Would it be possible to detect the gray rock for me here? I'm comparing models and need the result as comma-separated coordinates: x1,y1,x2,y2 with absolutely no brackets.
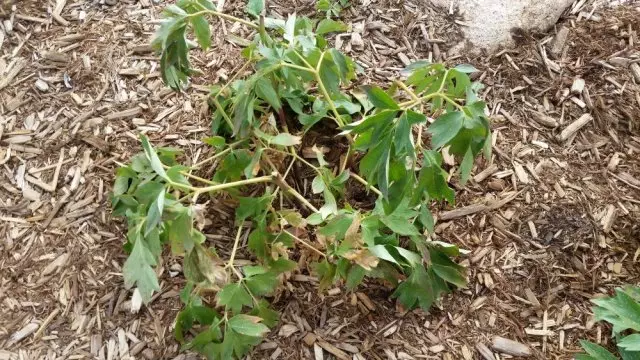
431,0,574,51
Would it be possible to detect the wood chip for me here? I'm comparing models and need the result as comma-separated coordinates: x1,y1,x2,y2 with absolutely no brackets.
558,113,592,141
531,111,558,128
550,27,569,57
491,336,531,357
475,343,495,360
630,63,640,83
317,339,349,360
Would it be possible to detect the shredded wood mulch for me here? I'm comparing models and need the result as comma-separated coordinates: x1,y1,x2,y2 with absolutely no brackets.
1,0,639,359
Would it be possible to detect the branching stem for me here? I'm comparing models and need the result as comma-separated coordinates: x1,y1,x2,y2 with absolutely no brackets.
282,229,326,258
226,224,244,269
186,9,259,30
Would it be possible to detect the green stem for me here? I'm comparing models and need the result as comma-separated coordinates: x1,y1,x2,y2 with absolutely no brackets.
400,92,463,112
395,80,420,102
191,146,233,169
226,224,244,269
211,96,235,130
281,62,315,73
186,9,259,30
170,174,273,195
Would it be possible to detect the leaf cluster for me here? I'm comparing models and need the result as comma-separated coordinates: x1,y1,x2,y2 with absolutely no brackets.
578,286,640,360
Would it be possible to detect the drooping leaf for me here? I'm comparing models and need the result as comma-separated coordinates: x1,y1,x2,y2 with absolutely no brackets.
191,15,211,50
579,340,619,360
430,249,466,287
246,0,264,17
145,188,165,236
316,19,348,35
363,85,399,110
454,64,478,73
459,146,474,186
140,135,168,180
429,111,464,149
123,237,160,303
255,77,281,110
228,314,270,337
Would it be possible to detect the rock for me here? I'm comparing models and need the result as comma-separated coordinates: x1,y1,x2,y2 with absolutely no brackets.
431,0,574,51
105,0,117,5
35,79,49,92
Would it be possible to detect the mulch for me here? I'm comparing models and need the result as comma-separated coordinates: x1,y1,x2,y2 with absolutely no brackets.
1,0,639,359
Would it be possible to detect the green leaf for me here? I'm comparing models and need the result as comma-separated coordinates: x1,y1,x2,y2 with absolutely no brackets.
191,15,211,50
244,147,263,179
270,133,301,146
123,238,160,303
243,265,268,277
619,334,640,352
249,300,279,328
245,272,278,296
345,265,366,289
246,0,264,17
228,314,270,337
202,135,225,148
415,150,455,204
315,259,337,291
392,265,448,311
395,247,422,267
255,77,281,110
430,249,466,287
459,147,474,185
579,340,619,360
312,175,326,194
363,85,399,110
216,283,252,313
145,188,165,236
429,111,464,149
418,205,435,234
236,193,272,223
316,19,348,35
133,181,165,206
367,245,397,264
593,288,640,335
140,135,168,180
169,209,193,254
380,213,419,236
454,64,478,73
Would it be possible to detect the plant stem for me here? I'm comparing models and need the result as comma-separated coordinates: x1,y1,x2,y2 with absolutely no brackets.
399,92,463,112
186,9,259,30
281,62,315,73
192,147,232,169
272,172,320,213
210,96,235,130
170,174,273,195
226,224,244,269
395,80,420,102
350,173,383,196
282,230,326,258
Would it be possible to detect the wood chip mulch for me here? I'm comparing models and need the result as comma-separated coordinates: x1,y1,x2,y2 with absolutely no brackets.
1,0,638,359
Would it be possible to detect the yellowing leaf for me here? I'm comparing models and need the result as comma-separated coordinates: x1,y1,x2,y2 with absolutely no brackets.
343,249,379,271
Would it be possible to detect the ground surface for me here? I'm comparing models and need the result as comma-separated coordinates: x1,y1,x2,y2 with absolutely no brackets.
1,0,639,359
